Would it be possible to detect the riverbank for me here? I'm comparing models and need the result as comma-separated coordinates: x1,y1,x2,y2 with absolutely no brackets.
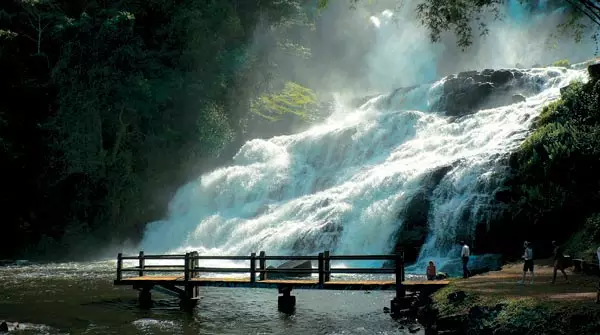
426,259,600,334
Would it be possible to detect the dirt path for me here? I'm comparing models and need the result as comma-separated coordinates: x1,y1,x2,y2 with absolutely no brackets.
453,259,599,302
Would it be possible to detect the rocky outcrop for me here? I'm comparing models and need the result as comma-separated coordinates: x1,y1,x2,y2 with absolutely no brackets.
434,69,529,117
393,165,454,262
266,259,312,279
439,254,503,277
588,62,600,80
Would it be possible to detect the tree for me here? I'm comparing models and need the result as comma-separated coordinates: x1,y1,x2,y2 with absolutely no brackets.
18,0,63,55
318,0,600,49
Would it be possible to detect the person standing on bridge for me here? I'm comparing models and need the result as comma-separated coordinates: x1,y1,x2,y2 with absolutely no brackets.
460,241,470,279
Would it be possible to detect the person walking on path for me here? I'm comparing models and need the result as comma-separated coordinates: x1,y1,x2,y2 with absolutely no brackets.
519,241,534,285
551,240,568,284
460,241,471,279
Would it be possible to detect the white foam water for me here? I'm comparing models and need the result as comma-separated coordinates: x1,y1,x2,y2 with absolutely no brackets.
140,67,586,270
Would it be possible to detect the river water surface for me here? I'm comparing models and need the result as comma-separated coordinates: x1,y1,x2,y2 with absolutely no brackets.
0,262,416,334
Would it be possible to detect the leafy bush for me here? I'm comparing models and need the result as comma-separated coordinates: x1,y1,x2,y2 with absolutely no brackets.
551,59,570,68
250,81,319,122
502,72,600,253
565,213,600,259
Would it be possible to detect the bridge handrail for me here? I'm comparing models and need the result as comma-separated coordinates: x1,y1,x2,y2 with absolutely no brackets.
119,254,399,261
115,250,405,293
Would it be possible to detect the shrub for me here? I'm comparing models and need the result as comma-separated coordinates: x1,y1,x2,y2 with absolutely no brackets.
551,59,570,68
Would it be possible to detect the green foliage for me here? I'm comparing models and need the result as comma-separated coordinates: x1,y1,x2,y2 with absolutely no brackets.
0,0,331,258
251,81,319,122
565,212,600,259
551,59,570,67
505,73,600,251
433,284,600,334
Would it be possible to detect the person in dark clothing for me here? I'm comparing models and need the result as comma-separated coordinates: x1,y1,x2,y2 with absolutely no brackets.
551,240,568,284
460,241,470,279
426,261,436,281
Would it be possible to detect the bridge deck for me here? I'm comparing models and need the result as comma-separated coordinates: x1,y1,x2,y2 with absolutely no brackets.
115,276,449,290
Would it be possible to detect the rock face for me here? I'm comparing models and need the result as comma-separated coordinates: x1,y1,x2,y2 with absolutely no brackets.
588,62,600,80
438,254,503,277
393,165,454,262
434,69,529,117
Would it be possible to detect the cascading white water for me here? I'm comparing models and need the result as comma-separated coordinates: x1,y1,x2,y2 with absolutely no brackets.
141,66,587,270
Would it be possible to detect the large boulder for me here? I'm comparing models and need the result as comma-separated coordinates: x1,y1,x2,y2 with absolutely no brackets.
266,259,312,279
588,62,600,81
434,69,529,117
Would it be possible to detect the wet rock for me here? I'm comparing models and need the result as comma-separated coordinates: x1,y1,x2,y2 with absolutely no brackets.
439,254,503,277
588,62,600,80
511,94,526,103
494,189,512,203
393,165,454,262
458,70,478,78
435,272,448,280
437,314,467,332
447,291,466,304
409,326,421,333
436,69,528,117
490,70,514,86
268,260,312,279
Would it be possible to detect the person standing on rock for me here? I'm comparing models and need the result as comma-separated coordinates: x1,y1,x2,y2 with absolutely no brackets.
519,241,534,285
551,240,568,284
460,241,470,278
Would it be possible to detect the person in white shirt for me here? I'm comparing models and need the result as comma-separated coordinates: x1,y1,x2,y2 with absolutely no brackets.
519,241,534,285
460,241,470,278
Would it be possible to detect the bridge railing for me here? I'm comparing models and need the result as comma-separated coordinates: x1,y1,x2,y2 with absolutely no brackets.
116,250,405,286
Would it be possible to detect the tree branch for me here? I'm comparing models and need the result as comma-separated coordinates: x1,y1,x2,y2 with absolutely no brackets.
565,0,600,26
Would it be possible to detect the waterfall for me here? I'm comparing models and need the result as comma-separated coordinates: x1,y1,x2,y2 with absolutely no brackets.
140,66,587,270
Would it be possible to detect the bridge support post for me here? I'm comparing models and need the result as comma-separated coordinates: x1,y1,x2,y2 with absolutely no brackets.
180,251,200,311
277,286,295,314
139,286,153,309
390,251,407,316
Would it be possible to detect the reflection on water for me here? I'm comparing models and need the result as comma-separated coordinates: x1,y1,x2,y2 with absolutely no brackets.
0,262,416,334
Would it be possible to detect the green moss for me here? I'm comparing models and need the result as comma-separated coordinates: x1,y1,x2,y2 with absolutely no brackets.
551,59,570,68
250,81,319,123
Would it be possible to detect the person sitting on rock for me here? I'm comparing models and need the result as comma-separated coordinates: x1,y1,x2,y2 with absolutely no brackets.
519,241,534,285
551,240,568,284
426,261,436,281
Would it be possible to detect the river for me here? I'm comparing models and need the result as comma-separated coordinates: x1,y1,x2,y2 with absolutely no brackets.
0,262,416,334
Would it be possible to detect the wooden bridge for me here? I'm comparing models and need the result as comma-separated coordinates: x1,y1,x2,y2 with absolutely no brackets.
114,250,449,313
